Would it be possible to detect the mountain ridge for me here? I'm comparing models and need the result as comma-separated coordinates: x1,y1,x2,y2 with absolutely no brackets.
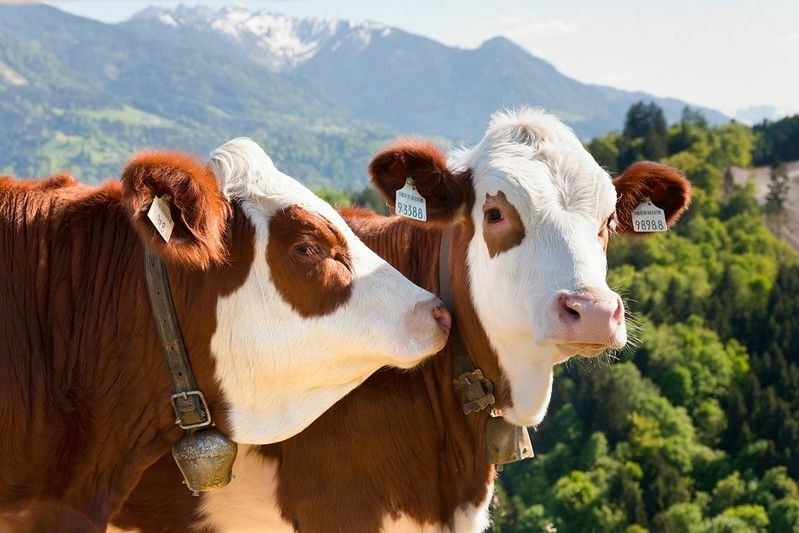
126,4,729,141
0,3,731,187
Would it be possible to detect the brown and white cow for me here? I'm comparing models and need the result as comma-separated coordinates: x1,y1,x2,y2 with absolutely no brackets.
0,139,450,531
112,108,691,532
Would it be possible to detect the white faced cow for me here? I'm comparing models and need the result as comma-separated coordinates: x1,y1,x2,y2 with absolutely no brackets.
113,108,691,532
0,139,449,531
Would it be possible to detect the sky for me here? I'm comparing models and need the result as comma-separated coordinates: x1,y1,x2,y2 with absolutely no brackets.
33,0,799,115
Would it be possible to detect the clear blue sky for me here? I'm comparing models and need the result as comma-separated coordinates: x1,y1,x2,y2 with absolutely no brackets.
35,0,799,114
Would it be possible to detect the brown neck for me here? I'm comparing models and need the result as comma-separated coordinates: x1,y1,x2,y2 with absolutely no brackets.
0,179,252,526
163,202,255,437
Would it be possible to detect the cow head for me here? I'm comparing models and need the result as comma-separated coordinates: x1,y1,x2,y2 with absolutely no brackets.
370,108,690,427
122,138,450,443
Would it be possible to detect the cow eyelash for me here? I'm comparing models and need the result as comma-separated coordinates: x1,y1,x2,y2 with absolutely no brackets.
293,241,320,257
606,214,618,234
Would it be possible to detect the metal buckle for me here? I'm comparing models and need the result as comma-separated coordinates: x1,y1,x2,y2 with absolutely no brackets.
170,390,212,430
453,369,496,415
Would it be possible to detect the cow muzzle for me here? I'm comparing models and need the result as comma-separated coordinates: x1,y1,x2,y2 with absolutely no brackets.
549,288,626,355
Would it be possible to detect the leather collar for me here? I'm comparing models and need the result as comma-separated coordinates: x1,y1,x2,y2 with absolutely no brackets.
438,229,533,466
143,248,212,430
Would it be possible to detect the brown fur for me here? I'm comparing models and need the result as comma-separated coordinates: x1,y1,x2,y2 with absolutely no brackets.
613,161,692,233
267,205,353,317
114,144,692,532
482,191,526,258
122,152,230,269
0,156,254,530
369,139,472,226
115,212,498,532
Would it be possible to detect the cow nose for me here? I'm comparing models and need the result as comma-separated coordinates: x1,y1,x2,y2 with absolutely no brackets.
557,291,623,344
432,304,452,334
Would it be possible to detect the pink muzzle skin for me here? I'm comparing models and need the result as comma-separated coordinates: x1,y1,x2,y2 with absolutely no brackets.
556,288,624,347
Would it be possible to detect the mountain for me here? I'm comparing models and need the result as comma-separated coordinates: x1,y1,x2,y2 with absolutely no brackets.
0,3,730,187
126,5,729,141
127,5,392,72
0,4,397,188
731,104,799,125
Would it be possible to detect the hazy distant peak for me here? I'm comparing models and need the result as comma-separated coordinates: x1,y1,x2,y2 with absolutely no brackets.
129,4,392,70
727,104,799,125
478,36,518,49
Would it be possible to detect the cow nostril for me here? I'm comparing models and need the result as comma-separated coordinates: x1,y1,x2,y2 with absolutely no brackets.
432,305,452,333
559,294,581,320
611,297,623,323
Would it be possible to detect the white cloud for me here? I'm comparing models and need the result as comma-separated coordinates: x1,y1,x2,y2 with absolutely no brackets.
495,14,579,37
786,32,799,41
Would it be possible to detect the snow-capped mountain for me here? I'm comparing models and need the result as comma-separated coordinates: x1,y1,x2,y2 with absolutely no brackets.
124,4,728,140
131,5,391,71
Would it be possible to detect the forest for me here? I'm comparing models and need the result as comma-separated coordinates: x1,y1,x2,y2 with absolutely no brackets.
486,104,799,532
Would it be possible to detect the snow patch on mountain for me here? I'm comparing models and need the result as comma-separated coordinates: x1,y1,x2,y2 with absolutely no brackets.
131,5,392,70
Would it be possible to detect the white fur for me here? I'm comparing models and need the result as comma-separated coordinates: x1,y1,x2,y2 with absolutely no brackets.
208,138,445,443
379,483,493,532
179,108,627,531
452,108,626,427
197,446,293,532
196,450,492,533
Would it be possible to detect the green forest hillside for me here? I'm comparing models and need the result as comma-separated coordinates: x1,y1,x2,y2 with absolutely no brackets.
492,105,799,532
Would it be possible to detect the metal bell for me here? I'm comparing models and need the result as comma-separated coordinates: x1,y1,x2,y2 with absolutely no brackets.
485,415,534,465
172,428,238,494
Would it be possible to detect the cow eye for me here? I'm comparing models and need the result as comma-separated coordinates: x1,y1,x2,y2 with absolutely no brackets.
293,241,321,258
485,208,503,224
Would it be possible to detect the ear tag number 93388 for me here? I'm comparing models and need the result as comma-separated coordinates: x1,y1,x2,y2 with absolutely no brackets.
631,197,667,233
396,177,427,222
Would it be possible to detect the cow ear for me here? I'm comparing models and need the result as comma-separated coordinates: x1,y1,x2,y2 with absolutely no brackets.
613,161,692,233
121,151,231,269
369,139,472,225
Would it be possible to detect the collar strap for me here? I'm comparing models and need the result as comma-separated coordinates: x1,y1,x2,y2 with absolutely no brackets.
438,229,533,466
438,228,495,415
143,248,212,430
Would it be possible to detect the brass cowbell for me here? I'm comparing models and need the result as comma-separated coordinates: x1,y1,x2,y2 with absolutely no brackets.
485,415,534,465
172,427,238,495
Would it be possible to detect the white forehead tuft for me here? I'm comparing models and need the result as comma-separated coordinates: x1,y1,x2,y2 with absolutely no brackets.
209,137,273,192
450,107,585,169
486,107,584,149
209,137,344,221
208,137,365,250
449,107,615,217
211,138,301,202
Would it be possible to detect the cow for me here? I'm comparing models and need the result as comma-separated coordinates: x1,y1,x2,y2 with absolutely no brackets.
0,138,451,531
112,108,692,532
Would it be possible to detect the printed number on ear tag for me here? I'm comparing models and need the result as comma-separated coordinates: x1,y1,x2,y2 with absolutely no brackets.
147,194,175,242
631,199,667,233
395,177,427,222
